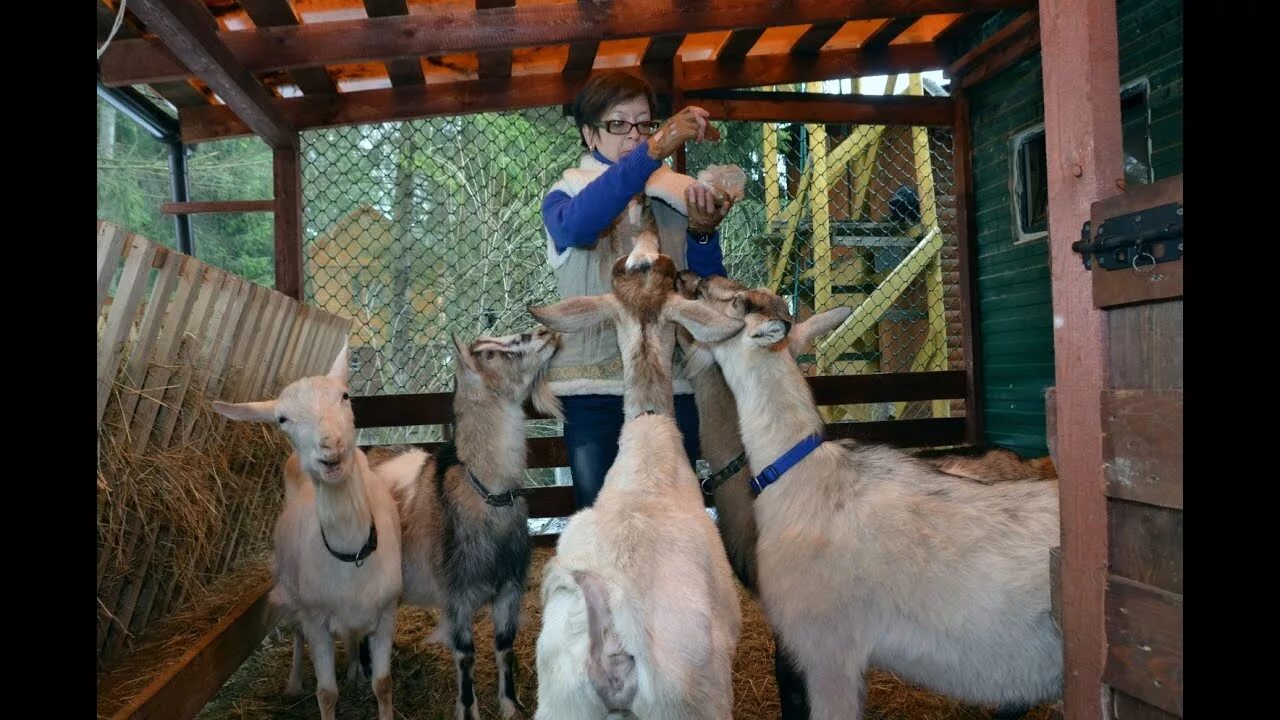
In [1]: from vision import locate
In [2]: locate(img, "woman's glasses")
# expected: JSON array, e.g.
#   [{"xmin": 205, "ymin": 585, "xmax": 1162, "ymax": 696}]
[{"xmin": 596, "ymin": 119, "xmax": 663, "ymax": 136}]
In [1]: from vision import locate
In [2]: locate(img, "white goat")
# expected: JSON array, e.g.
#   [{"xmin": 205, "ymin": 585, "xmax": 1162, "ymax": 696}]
[
  {"xmin": 528, "ymin": 233, "xmax": 743, "ymax": 720},
  {"xmin": 212, "ymin": 345, "xmax": 403, "ymax": 720},
  {"xmin": 678, "ymin": 278, "xmax": 1063, "ymax": 719}
]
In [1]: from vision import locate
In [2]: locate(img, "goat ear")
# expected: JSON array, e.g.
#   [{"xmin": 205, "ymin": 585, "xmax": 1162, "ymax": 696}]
[
  {"xmin": 787, "ymin": 306, "xmax": 852, "ymax": 358},
  {"xmin": 211, "ymin": 399, "xmax": 278, "ymax": 423},
  {"xmin": 452, "ymin": 334, "xmax": 479, "ymax": 377},
  {"xmin": 664, "ymin": 295, "xmax": 744, "ymax": 343},
  {"xmin": 527, "ymin": 295, "xmax": 615, "ymax": 334},
  {"xmin": 327, "ymin": 342, "xmax": 350, "ymax": 382}
]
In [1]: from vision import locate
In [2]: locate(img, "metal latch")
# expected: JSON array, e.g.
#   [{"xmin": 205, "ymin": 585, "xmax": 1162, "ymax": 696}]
[{"xmin": 1072, "ymin": 202, "xmax": 1183, "ymax": 271}]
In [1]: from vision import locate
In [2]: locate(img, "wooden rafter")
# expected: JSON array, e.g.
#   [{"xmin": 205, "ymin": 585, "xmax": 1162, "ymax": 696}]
[
  {"xmin": 125, "ymin": 0, "xmax": 296, "ymax": 149},
  {"xmin": 476, "ymin": 0, "xmax": 516, "ymax": 79},
  {"xmin": 362, "ymin": 0, "xmax": 427, "ymax": 87},
  {"xmin": 100, "ymin": 0, "xmax": 1035, "ymax": 88},
  {"xmin": 717, "ymin": 28, "xmax": 766, "ymax": 61},
  {"xmin": 237, "ymin": 0, "xmax": 338, "ymax": 95},
  {"xmin": 179, "ymin": 40, "xmax": 945, "ymax": 142},
  {"xmin": 687, "ymin": 90, "xmax": 954, "ymax": 125},
  {"xmin": 947, "ymin": 11, "xmax": 1039, "ymax": 88}
]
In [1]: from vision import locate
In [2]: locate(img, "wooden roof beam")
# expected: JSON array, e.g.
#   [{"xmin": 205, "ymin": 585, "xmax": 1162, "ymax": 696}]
[
  {"xmin": 947, "ymin": 11, "xmax": 1039, "ymax": 89},
  {"xmin": 101, "ymin": 0, "xmax": 1035, "ymax": 88},
  {"xmin": 363, "ymin": 0, "xmax": 427, "ymax": 87},
  {"xmin": 685, "ymin": 89, "xmax": 954, "ymax": 125},
  {"xmin": 125, "ymin": 0, "xmax": 297, "ymax": 149},
  {"xmin": 179, "ymin": 40, "xmax": 945, "ymax": 143},
  {"xmin": 237, "ymin": 0, "xmax": 338, "ymax": 95},
  {"xmin": 716, "ymin": 28, "xmax": 766, "ymax": 61},
  {"xmin": 476, "ymin": 0, "xmax": 516, "ymax": 79}
]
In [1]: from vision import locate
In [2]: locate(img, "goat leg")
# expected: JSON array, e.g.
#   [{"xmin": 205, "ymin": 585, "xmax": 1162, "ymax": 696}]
[
  {"xmin": 494, "ymin": 580, "xmax": 527, "ymax": 718},
  {"xmin": 449, "ymin": 600, "xmax": 481, "ymax": 720},
  {"xmin": 370, "ymin": 608, "xmax": 396, "ymax": 720}
]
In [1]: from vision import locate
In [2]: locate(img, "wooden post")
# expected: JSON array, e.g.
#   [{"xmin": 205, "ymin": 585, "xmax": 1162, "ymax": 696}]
[
  {"xmin": 1038, "ymin": 0, "xmax": 1124, "ymax": 716},
  {"xmin": 952, "ymin": 88, "xmax": 985, "ymax": 445},
  {"xmin": 273, "ymin": 143, "xmax": 303, "ymax": 301}
]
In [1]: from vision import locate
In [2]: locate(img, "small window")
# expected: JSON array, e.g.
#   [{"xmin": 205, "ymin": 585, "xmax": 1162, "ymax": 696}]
[
  {"xmin": 1012, "ymin": 124, "xmax": 1048, "ymax": 243},
  {"xmin": 1121, "ymin": 79, "xmax": 1153, "ymax": 187},
  {"xmin": 1010, "ymin": 79, "xmax": 1153, "ymax": 244}
]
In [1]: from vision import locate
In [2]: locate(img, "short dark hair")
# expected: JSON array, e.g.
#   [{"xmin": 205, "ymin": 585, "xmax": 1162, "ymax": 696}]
[{"xmin": 571, "ymin": 71, "xmax": 657, "ymax": 148}]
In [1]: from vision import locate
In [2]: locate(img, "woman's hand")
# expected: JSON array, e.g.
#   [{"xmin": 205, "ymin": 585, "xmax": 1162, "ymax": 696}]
[
  {"xmin": 647, "ymin": 106, "xmax": 710, "ymax": 161},
  {"xmin": 686, "ymin": 183, "xmax": 733, "ymax": 233}
]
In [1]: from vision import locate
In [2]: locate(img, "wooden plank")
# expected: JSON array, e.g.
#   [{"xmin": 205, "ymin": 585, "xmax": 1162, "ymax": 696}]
[
  {"xmin": 353, "ymin": 372, "xmax": 968, "ymax": 428},
  {"xmin": 1102, "ymin": 390, "xmax": 1182, "ymax": 510},
  {"xmin": 361, "ymin": 1, "xmax": 426, "ymax": 88},
  {"xmin": 124, "ymin": 0, "xmax": 296, "ymax": 149},
  {"xmin": 109, "ymin": 580, "xmax": 278, "ymax": 720},
  {"xmin": 947, "ymin": 11, "xmax": 1038, "ymax": 83},
  {"xmin": 160, "ymin": 200, "xmax": 274, "ymax": 214},
  {"xmin": 237, "ymin": 0, "xmax": 338, "ymax": 95},
  {"xmin": 239, "ymin": 292, "xmax": 290, "ymax": 402},
  {"xmin": 1092, "ymin": 256, "xmax": 1181, "ymax": 310},
  {"xmin": 824, "ymin": 417, "xmax": 966, "ymax": 447},
  {"xmin": 1112, "ymin": 689, "xmax": 1180, "ymax": 720},
  {"xmin": 681, "ymin": 41, "xmax": 945, "ymax": 95},
  {"xmin": 791, "ymin": 21, "xmax": 847, "ymax": 55},
  {"xmin": 281, "ymin": 305, "xmax": 318, "ymax": 385},
  {"xmin": 1049, "ymin": 545, "xmax": 1062, "ymax": 634},
  {"xmin": 97, "ymin": 223, "xmax": 129, "ymax": 317},
  {"xmin": 933, "ymin": 11, "xmax": 994, "ymax": 58},
  {"xmin": 953, "ymin": 89, "xmax": 984, "ymax": 444},
  {"xmin": 1040, "ymin": 0, "xmax": 1124, "ymax": 713},
  {"xmin": 102, "ymin": 521, "xmax": 163, "ymax": 660},
  {"xmin": 205, "ymin": 283, "xmax": 264, "ymax": 407},
  {"xmin": 98, "ymin": 235, "xmax": 158, "ymax": 427},
  {"xmin": 643, "ymin": 34, "xmax": 686, "ymax": 65},
  {"xmin": 563, "ymin": 40, "xmax": 599, "ymax": 74},
  {"xmin": 1104, "ymin": 576, "xmax": 1182, "ymax": 717},
  {"xmin": 688, "ymin": 91, "xmax": 954, "ymax": 126},
  {"xmin": 155, "ymin": 267, "xmax": 231, "ymax": 449},
  {"xmin": 119, "ymin": 251, "xmax": 184, "ymax": 429},
  {"xmin": 476, "ymin": 0, "xmax": 516, "ymax": 79},
  {"xmin": 1089, "ymin": 175, "xmax": 1184, "ymax": 309},
  {"xmin": 181, "ymin": 276, "xmax": 253, "ymax": 444},
  {"xmin": 956, "ymin": 21, "xmax": 1039, "ymax": 89},
  {"xmin": 260, "ymin": 299, "xmax": 302, "ymax": 397},
  {"xmin": 177, "ymin": 41, "xmax": 943, "ymax": 143},
  {"xmin": 717, "ymin": 28, "xmax": 765, "ymax": 60},
  {"xmin": 274, "ymin": 145, "xmax": 303, "ymax": 301},
  {"xmin": 1107, "ymin": 499, "xmax": 1181, "ymax": 595},
  {"xmin": 860, "ymin": 16, "xmax": 919, "ymax": 49},
  {"xmin": 126, "ymin": 257, "xmax": 201, "ymax": 453},
  {"xmin": 1107, "ymin": 302, "xmax": 1183, "ymax": 391},
  {"xmin": 102, "ymin": 0, "xmax": 1033, "ymax": 87}
]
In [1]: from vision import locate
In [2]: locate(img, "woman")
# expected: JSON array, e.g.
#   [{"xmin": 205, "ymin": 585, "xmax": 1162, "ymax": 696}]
[{"xmin": 541, "ymin": 70, "xmax": 733, "ymax": 509}]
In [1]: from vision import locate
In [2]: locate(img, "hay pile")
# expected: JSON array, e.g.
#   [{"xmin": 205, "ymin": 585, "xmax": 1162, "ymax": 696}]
[
  {"xmin": 196, "ymin": 547, "xmax": 1054, "ymax": 720},
  {"xmin": 97, "ymin": 560, "xmax": 274, "ymax": 719},
  {"xmin": 97, "ymin": 382, "xmax": 292, "ymax": 667}
]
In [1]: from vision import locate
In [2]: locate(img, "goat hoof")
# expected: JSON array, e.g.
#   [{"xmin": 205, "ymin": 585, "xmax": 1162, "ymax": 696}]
[
  {"xmin": 284, "ymin": 680, "xmax": 304, "ymax": 697},
  {"xmin": 455, "ymin": 702, "xmax": 481, "ymax": 720}
]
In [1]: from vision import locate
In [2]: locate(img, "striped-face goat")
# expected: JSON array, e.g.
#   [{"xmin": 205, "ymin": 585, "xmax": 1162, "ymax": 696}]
[{"xmin": 527, "ymin": 232, "xmax": 744, "ymax": 719}]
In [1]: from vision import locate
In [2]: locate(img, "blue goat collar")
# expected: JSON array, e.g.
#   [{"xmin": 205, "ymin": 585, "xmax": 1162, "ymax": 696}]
[{"xmin": 749, "ymin": 433, "xmax": 824, "ymax": 495}]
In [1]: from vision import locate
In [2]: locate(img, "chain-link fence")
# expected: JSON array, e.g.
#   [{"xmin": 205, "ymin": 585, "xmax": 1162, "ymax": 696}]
[{"xmin": 301, "ymin": 98, "xmax": 964, "ymax": 444}]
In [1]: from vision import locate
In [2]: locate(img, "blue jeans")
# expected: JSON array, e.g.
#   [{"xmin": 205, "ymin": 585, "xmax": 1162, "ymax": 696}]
[{"xmin": 560, "ymin": 394, "xmax": 701, "ymax": 509}]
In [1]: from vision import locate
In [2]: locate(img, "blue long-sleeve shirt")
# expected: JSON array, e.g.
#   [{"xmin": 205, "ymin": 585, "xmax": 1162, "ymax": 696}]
[{"xmin": 542, "ymin": 143, "xmax": 727, "ymax": 278}]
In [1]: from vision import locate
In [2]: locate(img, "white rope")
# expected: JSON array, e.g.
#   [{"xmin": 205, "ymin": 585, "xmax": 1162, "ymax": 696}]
[{"xmin": 97, "ymin": 0, "xmax": 128, "ymax": 60}]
